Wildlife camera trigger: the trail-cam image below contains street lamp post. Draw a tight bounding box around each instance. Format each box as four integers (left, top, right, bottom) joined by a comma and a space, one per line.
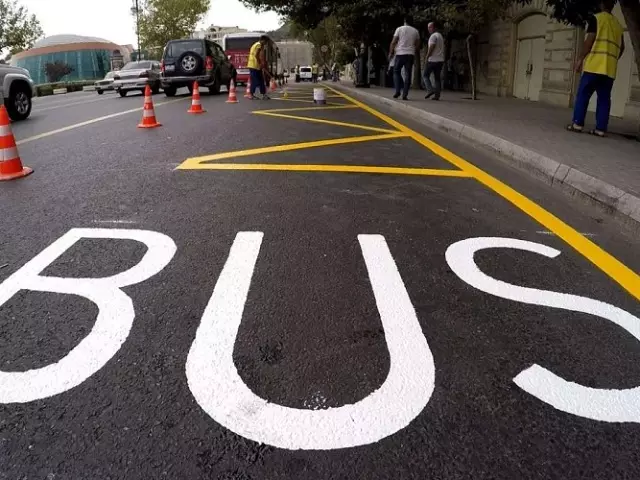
131, 0, 142, 60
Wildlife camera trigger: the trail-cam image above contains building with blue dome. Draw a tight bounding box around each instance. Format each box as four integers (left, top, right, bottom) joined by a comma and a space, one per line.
11, 35, 133, 84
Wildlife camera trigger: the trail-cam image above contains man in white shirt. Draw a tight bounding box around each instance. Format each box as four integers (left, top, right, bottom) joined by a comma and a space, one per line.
389, 16, 421, 100
423, 21, 445, 100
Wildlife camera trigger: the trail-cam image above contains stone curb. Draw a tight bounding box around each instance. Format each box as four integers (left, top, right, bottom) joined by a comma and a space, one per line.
52, 88, 67, 95
336, 85, 640, 226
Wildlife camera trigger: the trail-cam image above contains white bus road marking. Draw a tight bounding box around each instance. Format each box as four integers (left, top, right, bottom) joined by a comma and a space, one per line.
186, 232, 435, 450
0, 229, 176, 404
446, 237, 640, 423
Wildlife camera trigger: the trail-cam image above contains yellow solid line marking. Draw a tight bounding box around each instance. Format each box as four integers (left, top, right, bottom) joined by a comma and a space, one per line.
177, 133, 409, 169
327, 86, 640, 300
253, 111, 399, 134
16, 97, 187, 146
256, 105, 359, 113
182, 163, 473, 176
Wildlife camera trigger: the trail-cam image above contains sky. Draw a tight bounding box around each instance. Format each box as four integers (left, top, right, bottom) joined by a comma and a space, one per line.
20, 0, 283, 47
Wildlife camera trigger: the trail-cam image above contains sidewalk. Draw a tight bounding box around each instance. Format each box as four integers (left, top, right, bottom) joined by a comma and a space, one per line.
336, 84, 640, 226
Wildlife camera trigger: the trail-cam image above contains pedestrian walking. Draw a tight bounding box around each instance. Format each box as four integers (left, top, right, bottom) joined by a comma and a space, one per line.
312, 63, 319, 83
567, 0, 625, 137
423, 21, 445, 101
248, 35, 271, 100
389, 16, 421, 100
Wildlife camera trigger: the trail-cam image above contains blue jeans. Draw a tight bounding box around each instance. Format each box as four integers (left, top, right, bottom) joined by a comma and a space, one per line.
249, 69, 266, 96
393, 54, 414, 98
423, 61, 444, 98
572, 72, 614, 132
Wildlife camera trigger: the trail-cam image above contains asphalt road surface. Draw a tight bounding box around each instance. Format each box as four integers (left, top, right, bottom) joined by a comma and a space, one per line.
1, 84, 639, 479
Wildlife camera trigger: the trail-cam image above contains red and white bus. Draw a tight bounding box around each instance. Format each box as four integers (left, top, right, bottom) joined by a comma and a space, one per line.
222, 32, 280, 85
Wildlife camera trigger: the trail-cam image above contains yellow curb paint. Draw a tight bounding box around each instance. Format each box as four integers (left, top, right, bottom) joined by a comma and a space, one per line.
177, 163, 472, 176
17, 97, 187, 145
327, 85, 640, 301
177, 132, 409, 169
253, 111, 400, 134
255, 105, 359, 113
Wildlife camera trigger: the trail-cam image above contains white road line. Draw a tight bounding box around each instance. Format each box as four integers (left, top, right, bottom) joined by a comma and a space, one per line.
93, 220, 138, 225
16, 97, 187, 146
35, 96, 112, 113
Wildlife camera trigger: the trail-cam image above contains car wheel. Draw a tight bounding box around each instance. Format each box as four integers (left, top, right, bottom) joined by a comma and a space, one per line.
164, 87, 177, 97
97, 89, 104, 95
5, 84, 32, 121
209, 74, 221, 95
177, 51, 203, 76
119, 90, 128, 97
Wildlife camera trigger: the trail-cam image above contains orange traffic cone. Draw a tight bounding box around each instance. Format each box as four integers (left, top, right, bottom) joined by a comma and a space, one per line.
138, 85, 161, 129
226, 79, 239, 104
244, 79, 252, 99
188, 81, 206, 114
269, 78, 277, 92
0, 106, 33, 181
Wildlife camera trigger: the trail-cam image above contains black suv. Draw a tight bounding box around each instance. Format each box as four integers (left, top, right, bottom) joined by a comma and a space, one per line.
161, 39, 236, 96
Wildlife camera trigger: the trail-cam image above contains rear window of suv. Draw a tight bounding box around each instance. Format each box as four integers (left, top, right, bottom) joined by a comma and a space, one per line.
301, 67, 312, 72
165, 41, 204, 58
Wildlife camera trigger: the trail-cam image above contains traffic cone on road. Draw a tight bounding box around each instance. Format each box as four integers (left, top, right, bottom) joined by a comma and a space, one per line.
0, 106, 33, 181
226, 79, 239, 103
269, 78, 277, 92
188, 81, 206, 114
138, 85, 161, 129
244, 80, 252, 99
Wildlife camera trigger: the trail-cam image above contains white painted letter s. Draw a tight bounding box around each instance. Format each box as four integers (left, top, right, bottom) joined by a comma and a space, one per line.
446, 237, 640, 423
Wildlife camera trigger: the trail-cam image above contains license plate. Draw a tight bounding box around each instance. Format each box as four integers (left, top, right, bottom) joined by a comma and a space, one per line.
165, 65, 175, 72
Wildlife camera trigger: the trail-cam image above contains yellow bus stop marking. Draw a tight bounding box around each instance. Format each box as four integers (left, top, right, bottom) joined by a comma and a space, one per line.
323, 85, 640, 301
177, 133, 410, 169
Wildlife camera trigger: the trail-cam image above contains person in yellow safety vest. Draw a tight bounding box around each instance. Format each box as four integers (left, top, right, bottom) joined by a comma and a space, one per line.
311, 63, 319, 83
567, 0, 625, 137
247, 35, 271, 100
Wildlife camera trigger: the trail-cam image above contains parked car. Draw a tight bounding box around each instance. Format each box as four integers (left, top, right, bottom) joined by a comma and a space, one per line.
299, 66, 313, 82
0, 63, 36, 121
113, 61, 162, 97
161, 38, 235, 96
95, 71, 116, 94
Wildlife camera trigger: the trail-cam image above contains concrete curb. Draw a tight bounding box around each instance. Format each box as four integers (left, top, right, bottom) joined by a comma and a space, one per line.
336, 85, 640, 226
53, 88, 67, 95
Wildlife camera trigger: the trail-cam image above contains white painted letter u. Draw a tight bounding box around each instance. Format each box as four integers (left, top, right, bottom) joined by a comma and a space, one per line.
186, 232, 434, 450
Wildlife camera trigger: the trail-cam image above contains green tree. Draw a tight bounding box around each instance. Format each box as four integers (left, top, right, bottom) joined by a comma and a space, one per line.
0, 0, 44, 55
44, 61, 74, 83
138, 0, 211, 51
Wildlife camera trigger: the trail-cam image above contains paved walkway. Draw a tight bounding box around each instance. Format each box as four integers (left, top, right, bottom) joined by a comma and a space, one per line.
337, 84, 640, 225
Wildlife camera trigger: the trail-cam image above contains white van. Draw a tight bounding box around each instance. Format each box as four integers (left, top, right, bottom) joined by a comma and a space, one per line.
299, 66, 313, 81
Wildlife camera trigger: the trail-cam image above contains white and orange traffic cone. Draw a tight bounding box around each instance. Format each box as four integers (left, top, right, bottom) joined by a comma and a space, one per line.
244, 79, 253, 99
226, 79, 239, 104
138, 85, 161, 128
188, 81, 206, 114
269, 78, 277, 92
0, 106, 33, 181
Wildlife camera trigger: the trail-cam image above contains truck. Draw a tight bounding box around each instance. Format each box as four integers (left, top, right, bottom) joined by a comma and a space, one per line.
0, 63, 36, 121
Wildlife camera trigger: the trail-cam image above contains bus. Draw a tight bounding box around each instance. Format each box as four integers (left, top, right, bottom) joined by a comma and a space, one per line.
222, 32, 280, 86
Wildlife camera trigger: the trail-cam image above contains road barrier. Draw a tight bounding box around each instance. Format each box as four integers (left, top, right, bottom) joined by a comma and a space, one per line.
137, 85, 162, 129
0, 106, 33, 181
188, 81, 206, 114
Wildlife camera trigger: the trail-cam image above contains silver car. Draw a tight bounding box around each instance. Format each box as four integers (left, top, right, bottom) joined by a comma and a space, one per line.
95, 71, 116, 94
0, 63, 36, 121
113, 61, 162, 97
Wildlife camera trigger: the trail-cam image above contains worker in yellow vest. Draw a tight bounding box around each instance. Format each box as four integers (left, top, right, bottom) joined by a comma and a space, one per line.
248, 35, 271, 100
567, 0, 625, 137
